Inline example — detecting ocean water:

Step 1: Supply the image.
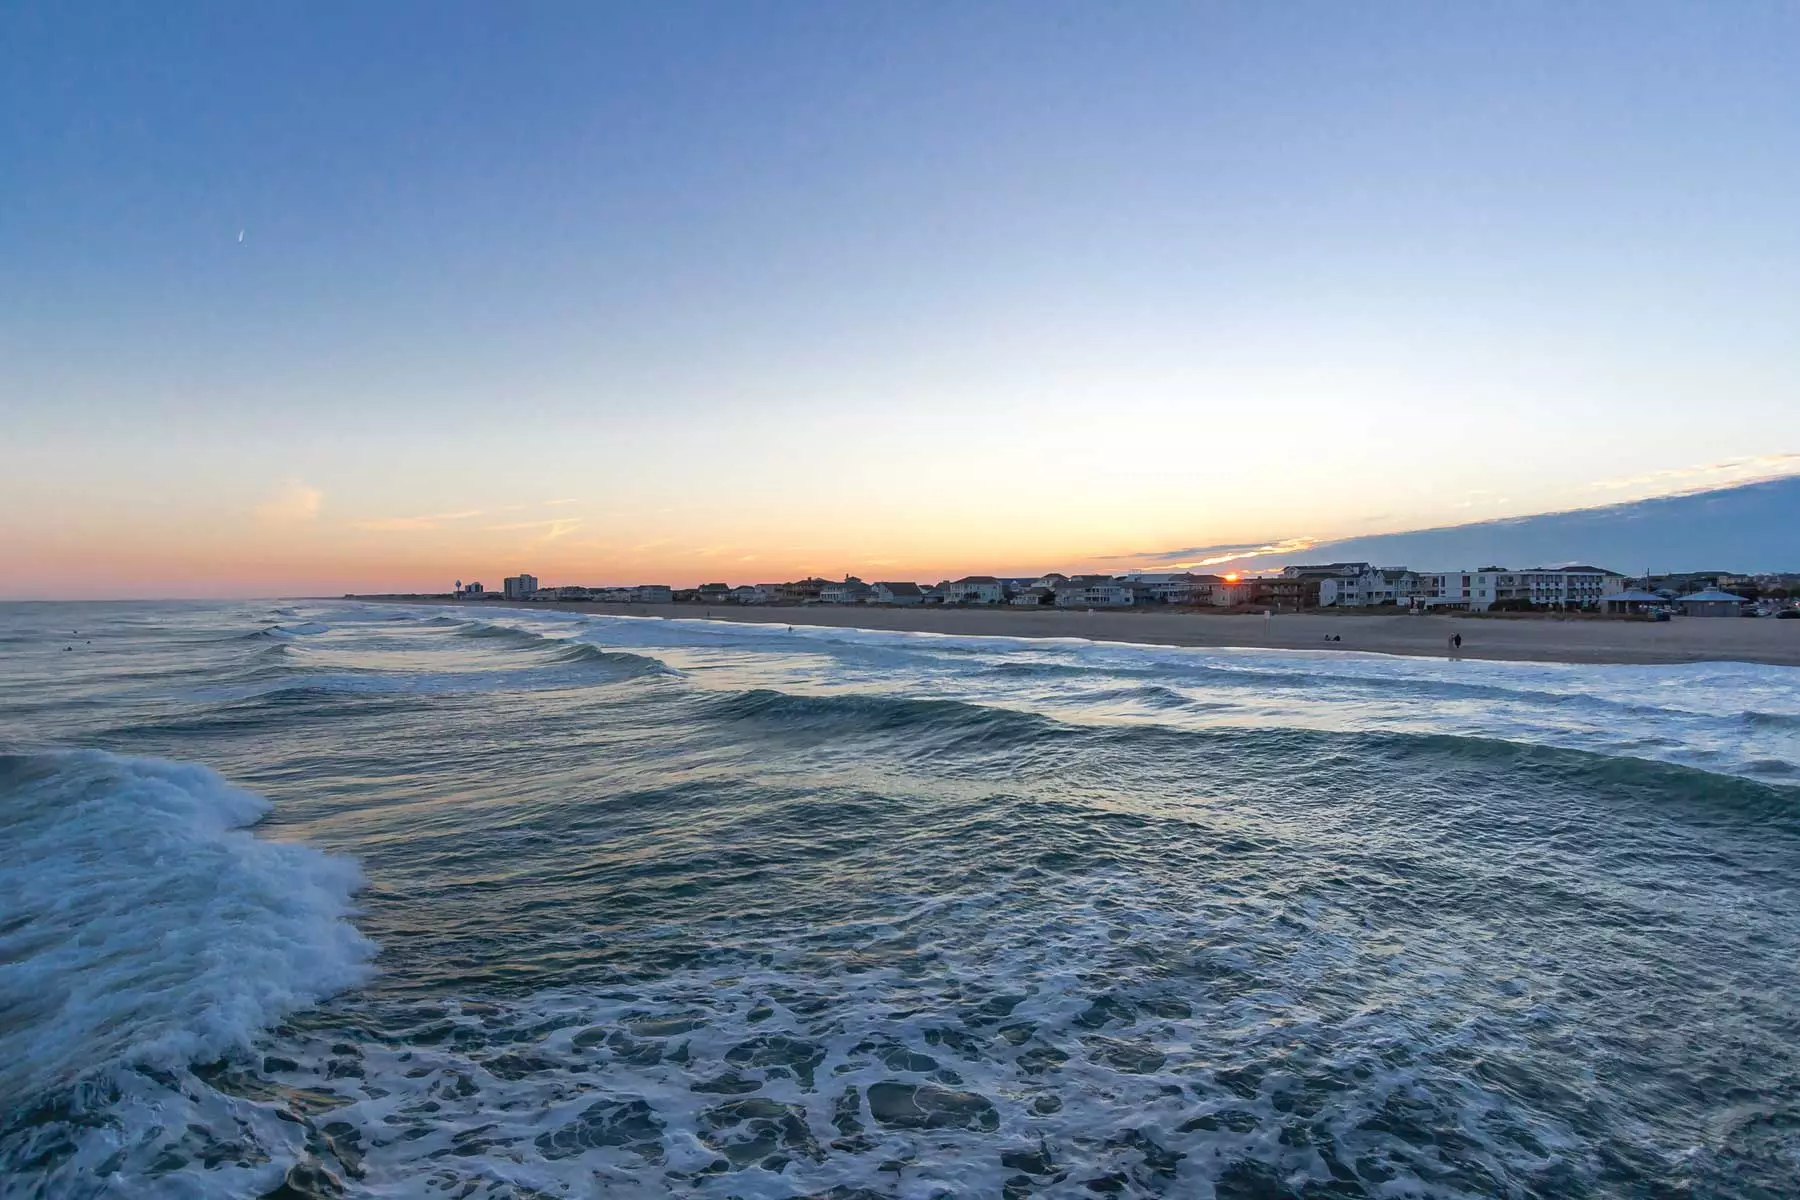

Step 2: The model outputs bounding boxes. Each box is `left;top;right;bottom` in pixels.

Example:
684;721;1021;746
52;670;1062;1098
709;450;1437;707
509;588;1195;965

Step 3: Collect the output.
3;601;1799;1199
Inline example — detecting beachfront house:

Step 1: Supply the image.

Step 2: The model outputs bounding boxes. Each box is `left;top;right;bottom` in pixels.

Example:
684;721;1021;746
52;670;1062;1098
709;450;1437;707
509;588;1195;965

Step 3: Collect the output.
1010;586;1055;606
730;585;767;604
1676;588;1747;617
819;578;871;604
631;585;673;604
870;582;924;605
1121;572;1221;605
695;583;731;604
1053;575;1113;607
1054;576;1148;607
1032;573;1069;591
775;578;830;604
1210;580;1256;606
941;576;1005;605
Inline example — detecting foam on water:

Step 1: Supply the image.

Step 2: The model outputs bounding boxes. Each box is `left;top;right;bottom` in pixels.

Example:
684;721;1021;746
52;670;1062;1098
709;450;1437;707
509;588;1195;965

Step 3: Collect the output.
0;751;374;1105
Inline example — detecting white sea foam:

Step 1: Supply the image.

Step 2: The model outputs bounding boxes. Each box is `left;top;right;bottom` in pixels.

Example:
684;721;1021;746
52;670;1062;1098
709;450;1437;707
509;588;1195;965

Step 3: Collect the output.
0;751;375;1101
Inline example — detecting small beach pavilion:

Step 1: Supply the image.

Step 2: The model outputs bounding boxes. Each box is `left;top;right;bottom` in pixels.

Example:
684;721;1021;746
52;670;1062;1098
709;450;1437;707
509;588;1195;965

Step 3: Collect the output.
1675;587;1747;617
1601;588;1668;616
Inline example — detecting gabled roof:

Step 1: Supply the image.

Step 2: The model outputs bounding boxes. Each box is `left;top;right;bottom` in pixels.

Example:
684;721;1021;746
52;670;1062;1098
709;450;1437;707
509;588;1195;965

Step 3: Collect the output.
953;575;1001;584
1677;588;1747;603
1604;589;1666;603
873;581;923;595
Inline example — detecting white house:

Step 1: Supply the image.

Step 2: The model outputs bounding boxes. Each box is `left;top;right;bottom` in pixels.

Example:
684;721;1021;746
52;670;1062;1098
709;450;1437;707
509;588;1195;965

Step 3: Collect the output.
730;585;767;604
870;582;925;605
941;576;1006;605
1010;586;1055;606
631;585;673;604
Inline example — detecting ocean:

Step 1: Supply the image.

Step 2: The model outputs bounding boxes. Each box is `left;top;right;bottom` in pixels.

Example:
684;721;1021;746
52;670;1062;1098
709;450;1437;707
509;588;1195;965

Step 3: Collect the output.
2;600;1798;1199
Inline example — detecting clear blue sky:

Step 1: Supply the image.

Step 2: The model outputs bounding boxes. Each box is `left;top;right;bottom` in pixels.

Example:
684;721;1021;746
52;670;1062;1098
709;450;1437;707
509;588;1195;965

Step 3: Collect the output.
4;2;1797;596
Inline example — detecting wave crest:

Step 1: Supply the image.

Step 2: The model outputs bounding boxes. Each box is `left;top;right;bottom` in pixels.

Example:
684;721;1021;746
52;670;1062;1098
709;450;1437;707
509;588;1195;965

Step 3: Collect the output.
0;751;375;1103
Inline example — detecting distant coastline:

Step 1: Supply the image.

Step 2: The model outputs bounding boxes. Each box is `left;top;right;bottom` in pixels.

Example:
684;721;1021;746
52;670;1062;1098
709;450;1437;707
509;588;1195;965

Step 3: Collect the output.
353;597;1800;668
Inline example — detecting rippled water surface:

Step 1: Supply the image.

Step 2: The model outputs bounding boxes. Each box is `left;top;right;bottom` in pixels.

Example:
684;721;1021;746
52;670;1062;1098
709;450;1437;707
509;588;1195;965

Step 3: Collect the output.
3;600;1799;1198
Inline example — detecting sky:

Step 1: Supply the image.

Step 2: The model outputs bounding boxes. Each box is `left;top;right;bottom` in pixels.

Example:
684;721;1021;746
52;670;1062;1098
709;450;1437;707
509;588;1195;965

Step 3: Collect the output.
3;2;1798;598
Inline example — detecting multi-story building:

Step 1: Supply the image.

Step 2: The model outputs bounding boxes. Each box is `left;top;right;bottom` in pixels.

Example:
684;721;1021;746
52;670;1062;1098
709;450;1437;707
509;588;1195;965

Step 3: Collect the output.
503;574;539;600
630;585;673;604
1414;566;1624;611
1318;568;1420;608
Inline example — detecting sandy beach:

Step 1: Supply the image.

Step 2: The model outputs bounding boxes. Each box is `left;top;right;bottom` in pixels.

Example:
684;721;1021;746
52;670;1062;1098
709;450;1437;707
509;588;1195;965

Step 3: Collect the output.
381;599;1800;667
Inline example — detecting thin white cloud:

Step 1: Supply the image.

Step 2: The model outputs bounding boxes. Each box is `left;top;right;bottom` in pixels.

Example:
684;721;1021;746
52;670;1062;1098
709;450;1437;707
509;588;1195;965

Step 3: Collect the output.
542;497;580;507
1111;535;1320;569
352;510;483;533
482;518;584;542
254;480;322;524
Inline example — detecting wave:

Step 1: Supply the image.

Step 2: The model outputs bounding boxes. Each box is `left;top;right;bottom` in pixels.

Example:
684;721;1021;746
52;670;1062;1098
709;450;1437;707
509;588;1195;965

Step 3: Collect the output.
537;641;671;675
265;622;330;638
0;751;375;1104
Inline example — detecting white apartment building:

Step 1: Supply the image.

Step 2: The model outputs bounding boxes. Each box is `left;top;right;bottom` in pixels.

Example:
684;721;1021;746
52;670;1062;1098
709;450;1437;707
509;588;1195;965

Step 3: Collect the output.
1414;566;1624;611
1318;568;1420;608
503;574;539;600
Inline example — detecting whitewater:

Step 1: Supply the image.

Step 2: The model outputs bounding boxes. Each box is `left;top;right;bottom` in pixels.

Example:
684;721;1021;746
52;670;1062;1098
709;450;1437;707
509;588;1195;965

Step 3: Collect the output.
2;599;1797;1198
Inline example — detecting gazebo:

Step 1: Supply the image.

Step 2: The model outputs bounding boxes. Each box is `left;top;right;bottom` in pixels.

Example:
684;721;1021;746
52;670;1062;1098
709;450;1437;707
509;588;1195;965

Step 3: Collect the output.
1601;588;1668;616
1675;588;1747;618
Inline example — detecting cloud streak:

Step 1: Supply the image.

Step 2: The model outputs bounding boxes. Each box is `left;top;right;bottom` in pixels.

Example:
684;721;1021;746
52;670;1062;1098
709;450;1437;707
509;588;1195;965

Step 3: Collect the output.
254;480;322;524
482;518;584;541
1105;536;1319;568
1588;453;1800;495
352;510;483;532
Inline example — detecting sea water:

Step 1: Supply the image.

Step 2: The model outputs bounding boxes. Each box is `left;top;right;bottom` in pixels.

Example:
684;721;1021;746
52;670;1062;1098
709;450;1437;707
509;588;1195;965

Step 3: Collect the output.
2;600;1797;1198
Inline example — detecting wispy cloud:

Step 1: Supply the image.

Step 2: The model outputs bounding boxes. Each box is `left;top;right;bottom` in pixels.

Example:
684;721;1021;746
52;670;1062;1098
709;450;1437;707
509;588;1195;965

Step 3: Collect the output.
483;518;584;541
1588;453;1800;495
541;497;580;507
352;510;482;533
254;479;322;524
1104;536;1319;568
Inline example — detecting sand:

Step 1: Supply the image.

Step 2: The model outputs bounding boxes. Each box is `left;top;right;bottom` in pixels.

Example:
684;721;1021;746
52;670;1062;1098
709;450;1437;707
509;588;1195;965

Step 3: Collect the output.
382;599;1800;668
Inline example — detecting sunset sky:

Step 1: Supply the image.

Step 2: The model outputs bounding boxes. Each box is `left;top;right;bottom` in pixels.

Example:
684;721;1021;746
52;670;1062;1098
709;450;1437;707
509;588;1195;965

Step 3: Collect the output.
5;3;1798;598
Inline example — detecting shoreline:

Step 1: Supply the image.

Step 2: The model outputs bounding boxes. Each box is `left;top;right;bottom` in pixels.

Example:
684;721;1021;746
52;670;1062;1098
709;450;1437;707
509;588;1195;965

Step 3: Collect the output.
358;598;1800;668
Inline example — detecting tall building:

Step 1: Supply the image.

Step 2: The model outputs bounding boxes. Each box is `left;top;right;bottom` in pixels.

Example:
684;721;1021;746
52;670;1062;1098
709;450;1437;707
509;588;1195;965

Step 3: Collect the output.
503;574;539;600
